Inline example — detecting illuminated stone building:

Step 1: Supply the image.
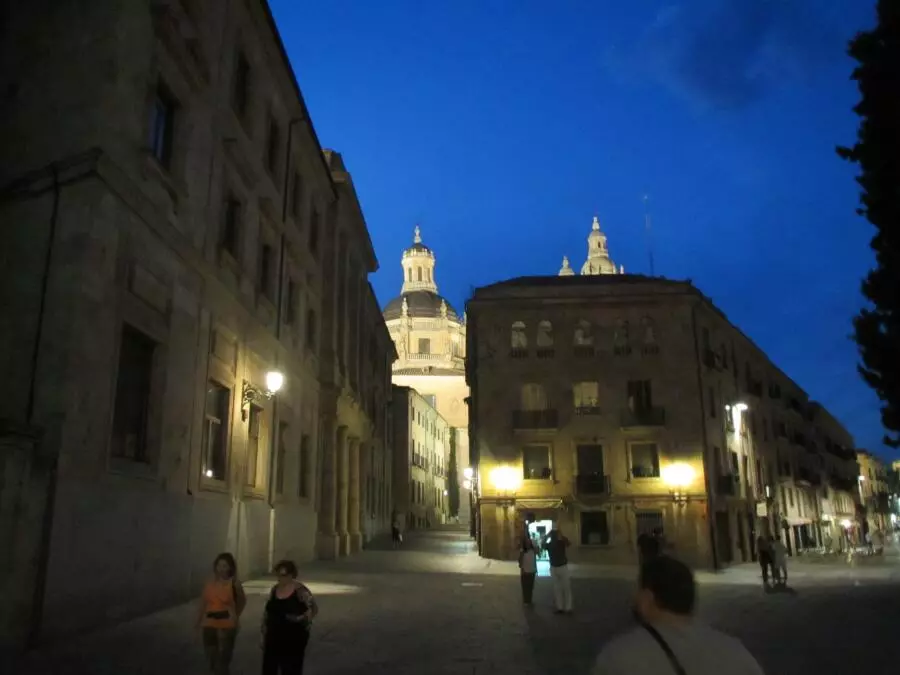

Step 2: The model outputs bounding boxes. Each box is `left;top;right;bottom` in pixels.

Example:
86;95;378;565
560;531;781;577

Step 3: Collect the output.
466;221;861;568
856;449;891;535
0;0;393;647
383;227;470;524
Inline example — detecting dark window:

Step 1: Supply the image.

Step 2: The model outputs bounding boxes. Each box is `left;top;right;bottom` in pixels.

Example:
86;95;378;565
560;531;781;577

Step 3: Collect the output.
523;446;551;480
580;511;609;545
265;116;280;176
285;279;296;325
627;380;653;411
233;51;250;118
110;324;155;462
755;459;763;488
306;308;317;350
636;510;664;536
730;450;740;475
418;338;431;354
701;327;710;352
149;82;176;169
298;434;310;498
630;442;660;478
221;194;241;256
203;382;230;481
309;207;320;254
258;243;274;298
708;386;716;418
275;422;287;495
246;405;262;486
291;172;303;220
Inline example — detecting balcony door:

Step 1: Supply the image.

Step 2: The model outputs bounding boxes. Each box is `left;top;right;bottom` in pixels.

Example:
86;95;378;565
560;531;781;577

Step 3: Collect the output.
576;444;606;493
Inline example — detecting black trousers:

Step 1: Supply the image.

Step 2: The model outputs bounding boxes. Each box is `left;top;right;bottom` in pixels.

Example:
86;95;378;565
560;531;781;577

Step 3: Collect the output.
520;573;536;604
759;555;772;583
262;631;310;675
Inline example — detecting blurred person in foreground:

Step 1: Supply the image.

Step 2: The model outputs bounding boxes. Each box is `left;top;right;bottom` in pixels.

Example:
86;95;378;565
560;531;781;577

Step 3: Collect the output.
591;555;765;675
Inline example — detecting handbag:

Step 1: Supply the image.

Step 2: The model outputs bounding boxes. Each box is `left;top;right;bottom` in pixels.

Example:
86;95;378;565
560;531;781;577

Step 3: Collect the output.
641;622;687;675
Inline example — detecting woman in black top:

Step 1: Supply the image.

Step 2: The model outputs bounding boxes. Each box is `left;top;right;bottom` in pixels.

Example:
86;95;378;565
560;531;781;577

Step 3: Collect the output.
261;560;319;675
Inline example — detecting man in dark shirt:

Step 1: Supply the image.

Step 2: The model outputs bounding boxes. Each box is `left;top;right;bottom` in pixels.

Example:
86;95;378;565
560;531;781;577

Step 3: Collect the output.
543;526;573;614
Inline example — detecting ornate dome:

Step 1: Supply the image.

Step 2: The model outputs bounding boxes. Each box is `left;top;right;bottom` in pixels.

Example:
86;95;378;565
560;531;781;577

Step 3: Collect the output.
383;291;459;322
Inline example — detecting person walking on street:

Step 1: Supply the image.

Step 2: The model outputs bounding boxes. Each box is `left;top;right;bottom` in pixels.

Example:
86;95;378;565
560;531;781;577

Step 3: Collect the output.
637;527;663;566
770;536;788;587
518;535;538;606
756;535;773;587
591;555;766;675
391;511;402;549
543;525;573;614
195;552;246;675
261;560;318;675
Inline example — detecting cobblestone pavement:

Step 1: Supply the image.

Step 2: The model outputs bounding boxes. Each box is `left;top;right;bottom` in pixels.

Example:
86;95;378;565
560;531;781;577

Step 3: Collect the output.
15;530;900;675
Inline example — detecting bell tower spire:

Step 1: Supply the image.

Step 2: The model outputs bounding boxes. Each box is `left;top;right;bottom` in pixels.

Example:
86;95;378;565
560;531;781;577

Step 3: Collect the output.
580;215;618;275
400;225;438;294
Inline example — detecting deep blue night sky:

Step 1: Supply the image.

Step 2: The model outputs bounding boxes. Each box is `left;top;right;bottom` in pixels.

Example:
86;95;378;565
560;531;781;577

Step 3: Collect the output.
268;0;893;460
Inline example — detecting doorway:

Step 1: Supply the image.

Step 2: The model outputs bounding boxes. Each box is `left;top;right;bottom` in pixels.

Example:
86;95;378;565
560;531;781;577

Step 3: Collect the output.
527;520;553;561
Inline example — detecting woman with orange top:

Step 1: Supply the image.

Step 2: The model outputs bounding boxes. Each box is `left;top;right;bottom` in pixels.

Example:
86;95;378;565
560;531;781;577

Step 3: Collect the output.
195;552;246;675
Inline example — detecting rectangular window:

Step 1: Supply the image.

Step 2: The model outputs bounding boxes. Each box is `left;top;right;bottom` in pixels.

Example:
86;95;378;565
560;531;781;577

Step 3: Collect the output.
418;338;431;354
580;511;610;545
275;422;287;495
306;308;317;350
309;207;320;254
636;510;664;537
788;488;795;507
755;459;763;489
630;442;660;478
285;278;296;325
708;386;716;418
149;82;176;169
110;324;156;462
730;450;739;475
265;116;280;176
203;382;230;481
573;381;599;409
245;405;262;487
221;194;241;256
298;434;310;498
522;445;551;480
627;380;652;411
291;172;303;220
258;242;274;298
233;51;250;118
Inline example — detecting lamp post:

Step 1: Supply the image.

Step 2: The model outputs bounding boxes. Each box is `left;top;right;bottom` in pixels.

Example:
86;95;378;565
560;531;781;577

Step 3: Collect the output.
662;462;696;505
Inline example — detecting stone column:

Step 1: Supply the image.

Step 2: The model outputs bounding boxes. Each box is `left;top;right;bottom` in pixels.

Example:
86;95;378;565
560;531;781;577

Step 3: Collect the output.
336;427;350;555
316;419;339;560
349;438;362;552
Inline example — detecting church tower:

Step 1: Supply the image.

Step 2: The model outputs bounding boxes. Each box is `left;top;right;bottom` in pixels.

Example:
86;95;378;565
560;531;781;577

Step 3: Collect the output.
401;226;438;294
557;215;624;276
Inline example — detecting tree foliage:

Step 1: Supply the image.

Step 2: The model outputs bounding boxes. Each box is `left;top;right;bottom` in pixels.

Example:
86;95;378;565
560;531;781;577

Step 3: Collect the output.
837;0;900;448
448;428;460;517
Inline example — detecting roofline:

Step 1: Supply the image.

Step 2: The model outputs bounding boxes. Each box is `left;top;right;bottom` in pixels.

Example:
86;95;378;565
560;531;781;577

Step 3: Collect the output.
466;273;814;404
260;0;336;201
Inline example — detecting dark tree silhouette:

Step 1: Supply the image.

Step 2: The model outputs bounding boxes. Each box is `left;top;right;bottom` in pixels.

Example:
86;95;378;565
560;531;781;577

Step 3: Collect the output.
448;428;460;517
838;0;900;447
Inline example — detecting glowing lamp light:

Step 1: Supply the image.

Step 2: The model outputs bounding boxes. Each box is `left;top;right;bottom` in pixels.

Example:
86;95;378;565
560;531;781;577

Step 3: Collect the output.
463;467;474;480
841;519;852;529
489;466;520;493
661;462;696;489
734;402;749;412
265;370;284;394
462;479;472;490
205;470;213;478
443;489;448;496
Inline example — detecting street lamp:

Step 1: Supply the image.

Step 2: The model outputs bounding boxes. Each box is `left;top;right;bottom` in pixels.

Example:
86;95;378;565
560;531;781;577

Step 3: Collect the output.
241;369;285;420
661;462;696;504
489;465;520;505
464;467;474;480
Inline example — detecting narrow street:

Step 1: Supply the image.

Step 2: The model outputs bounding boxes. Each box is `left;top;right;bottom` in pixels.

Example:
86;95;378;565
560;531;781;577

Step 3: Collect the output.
15;529;900;674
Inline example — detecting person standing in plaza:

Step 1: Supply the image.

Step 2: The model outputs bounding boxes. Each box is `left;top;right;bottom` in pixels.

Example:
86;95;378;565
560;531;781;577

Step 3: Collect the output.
195;552;246;675
591;556;766;675
518;535;538;606
770;536;788;587
391;511;402;548
637;527;663;566
542;525;573;614
261;559;318;675
756;534;773;587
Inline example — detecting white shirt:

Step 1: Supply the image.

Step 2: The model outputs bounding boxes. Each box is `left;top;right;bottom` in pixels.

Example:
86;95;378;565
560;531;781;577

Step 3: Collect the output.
519;549;537;574
592;620;766;675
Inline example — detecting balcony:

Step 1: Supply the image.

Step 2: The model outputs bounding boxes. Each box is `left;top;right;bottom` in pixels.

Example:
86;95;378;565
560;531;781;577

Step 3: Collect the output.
716;473;739;496
575;474;611;496
509;347;528;359
512;409;558;430
574;404;602;416
620;407;666;428
536;347;555;359
573;345;595;358
830;474;857;493
795;467;815;486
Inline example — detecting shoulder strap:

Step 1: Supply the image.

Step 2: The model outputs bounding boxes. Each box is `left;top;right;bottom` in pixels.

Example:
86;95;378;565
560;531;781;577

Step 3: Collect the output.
642;622;688;675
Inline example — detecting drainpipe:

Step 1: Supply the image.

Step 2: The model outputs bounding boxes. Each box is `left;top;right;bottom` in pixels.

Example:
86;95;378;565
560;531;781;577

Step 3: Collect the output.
27;165;61;648
690;300;719;571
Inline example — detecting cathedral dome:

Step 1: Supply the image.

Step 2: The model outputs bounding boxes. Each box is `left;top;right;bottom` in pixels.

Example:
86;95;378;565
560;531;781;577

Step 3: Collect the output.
383;291;459;322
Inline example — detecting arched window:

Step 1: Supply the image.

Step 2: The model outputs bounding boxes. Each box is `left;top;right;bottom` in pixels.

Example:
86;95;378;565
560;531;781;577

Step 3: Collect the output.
574;319;593;346
615;319;630;345
417;267;422;281
640;317;656;344
537;320;553;347
427;269;432;282
407;268;412;282
520;383;548;411
511;321;527;349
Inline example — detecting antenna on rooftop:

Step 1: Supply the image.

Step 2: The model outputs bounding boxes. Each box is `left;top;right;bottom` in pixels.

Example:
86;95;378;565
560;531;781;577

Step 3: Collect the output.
643;194;655;277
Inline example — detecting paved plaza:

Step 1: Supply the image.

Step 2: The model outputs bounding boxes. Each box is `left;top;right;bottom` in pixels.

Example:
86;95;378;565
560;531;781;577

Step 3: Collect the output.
15;530;900;675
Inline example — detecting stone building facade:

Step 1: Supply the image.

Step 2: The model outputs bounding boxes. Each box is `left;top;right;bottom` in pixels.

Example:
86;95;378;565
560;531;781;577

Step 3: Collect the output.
856;449;891;536
0;0;393;647
465;272;861;570
384;228;470;524
391;385;452;529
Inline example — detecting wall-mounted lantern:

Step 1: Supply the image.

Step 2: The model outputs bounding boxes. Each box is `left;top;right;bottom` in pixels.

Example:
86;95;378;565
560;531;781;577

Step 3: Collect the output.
241;370;284;421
